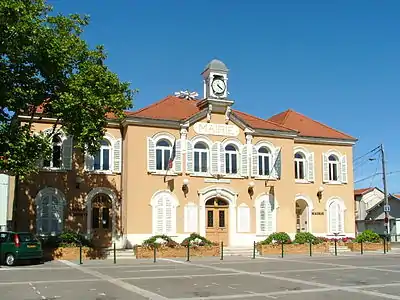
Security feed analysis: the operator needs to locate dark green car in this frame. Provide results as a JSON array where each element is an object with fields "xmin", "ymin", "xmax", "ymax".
[{"xmin": 0, "ymin": 232, "xmax": 44, "ymax": 266}]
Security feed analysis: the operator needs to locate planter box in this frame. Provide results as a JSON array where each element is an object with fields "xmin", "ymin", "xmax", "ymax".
[
  {"xmin": 135, "ymin": 245, "xmax": 220, "ymax": 259},
  {"xmin": 346, "ymin": 242, "xmax": 391, "ymax": 252},
  {"xmin": 44, "ymin": 247, "xmax": 107, "ymax": 260},
  {"xmin": 257, "ymin": 243, "xmax": 329, "ymax": 255}
]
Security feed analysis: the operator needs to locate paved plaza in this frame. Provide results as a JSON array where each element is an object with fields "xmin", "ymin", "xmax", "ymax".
[{"xmin": 2, "ymin": 252, "xmax": 400, "ymax": 299}]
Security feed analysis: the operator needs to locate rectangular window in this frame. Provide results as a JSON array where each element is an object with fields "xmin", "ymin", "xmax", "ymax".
[
  {"xmin": 92, "ymin": 208, "xmax": 100, "ymax": 229},
  {"xmin": 201, "ymin": 152, "xmax": 207, "ymax": 172},
  {"xmin": 102, "ymin": 208, "xmax": 110, "ymax": 229},
  {"xmin": 156, "ymin": 149, "xmax": 163, "ymax": 170},
  {"xmin": 263, "ymin": 157, "xmax": 270, "ymax": 175},
  {"xmin": 225, "ymin": 153, "xmax": 230, "ymax": 173},
  {"xmin": 194, "ymin": 152, "xmax": 200, "ymax": 172},
  {"xmin": 207, "ymin": 210, "xmax": 214, "ymax": 227},
  {"xmin": 52, "ymin": 145, "xmax": 61, "ymax": 168},
  {"xmin": 219, "ymin": 210, "xmax": 225, "ymax": 228},
  {"xmin": 94, "ymin": 152, "xmax": 101, "ymax": 170},
  {"xmin": 164, "ymin": 149, "xmax": 171, "ymax": 170},
  {"xmin": 231, "ymin": 154, "xmax": 237, "ymax": 174},
  {"xmin": 102, "ymin": 149, "xmax": 110, "ymax": 170}
]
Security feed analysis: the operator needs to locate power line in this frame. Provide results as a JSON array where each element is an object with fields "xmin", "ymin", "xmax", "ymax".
[
  {"xmin": 355, "ymin": 170, "xmax": 400, "ymax": 184},
  {"xmin": 353, "ymin": 145, "xmax": 381, "ymax": 163}
]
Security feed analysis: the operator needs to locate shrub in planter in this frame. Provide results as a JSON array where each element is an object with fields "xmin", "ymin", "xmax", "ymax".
[
  {"xmin": 294, "ymin": 232, "xmax": 325, "ymax": 244},
  {"xmin": 181, "ymin": 233, "xmax": 216, "ymax": 247},
  {"xmin": 260, "ymin": 232, "xmax": 291, "ymax": 245},
  {"xmin": 141, "ymin": 235, "xmax": 180, "ymax": 249},
  {"xmin": 355, "ymin": 230, "xmax": 380, "ymax": 243}
]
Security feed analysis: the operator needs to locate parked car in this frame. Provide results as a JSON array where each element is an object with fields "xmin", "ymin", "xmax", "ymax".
[{"xmin": 0, "ymin": 232, "xmax": 44, "ymax": 266}]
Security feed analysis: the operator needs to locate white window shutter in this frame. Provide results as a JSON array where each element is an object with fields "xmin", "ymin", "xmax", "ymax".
[
  {"xmin": 340, "ymin": 154, "xmax": 348, "ymax": 183},
  {"xmin": 259, "ymin": 200, "xmax": 266, "ymax": 235},
  {"xmin": 62, "ymin": 135, "xmax": 73, "ymax": 170},
  {"xmin": 113, "ymin": 138, "xmax": 122, "ymax": 173},
  {"xmin": 211, "ymin": 142, "xmax": 220, "ymax": 175},
  {"xmin": 165, "ymin": 197, "xmax": 173, "ymax": 234},
  {"xmin": 147, "ymin": 137, "xmax": 156, "ymax": 173},
  {"xmin": 322, "ymin": 153, "xmax": 329, "ymax": 182},
  {"xmin": 266, "ymin": 198, "xmax": 273, "ymax": 234},
  {"xmin": 307, "ymin": 152, "xmax": 315, "ymax": 182},
  {"xmin": 84, "ymin": 146, "xmax": 94, "ymax": 171},
  {"xmin": 329, "ymin": 202, "xmax": 339, "ymax": 233},
  {"xmin": 218, "ymin": 142, "xmax": 226, "ymax": 175},
  {"xmin": 272, "ymin": 148, "xmax": 282, "ymax": 179},
  {"xmin": 156, "ymin": 197, "xmax": 164, "ymax": 234},
  {"xmin": 240, "ymin": 145, "xmax": 249, "ymax": 177},
  {"xmin": 173, "ymin": 139, "xmax": 182, "ymax": 173},
  {"xmin": 251, "ymin": 145, "xmax": 258, "ymax": 177},
  {"xmin": 186, "ymin": 140, "xmax": 194, "ymax": 173}
]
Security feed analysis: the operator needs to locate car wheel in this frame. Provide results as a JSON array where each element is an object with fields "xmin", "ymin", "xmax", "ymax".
[{"xmin": 5, "ymin": 253, "xmax": 16, "ymax": 266}]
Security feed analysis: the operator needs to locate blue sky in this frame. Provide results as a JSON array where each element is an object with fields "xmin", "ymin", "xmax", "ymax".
[{"xmin": 49, "ymin": 0, "xmax": 400, "ymax": 192}]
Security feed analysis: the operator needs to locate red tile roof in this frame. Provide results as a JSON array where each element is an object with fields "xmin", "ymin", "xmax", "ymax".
[
  {"xmin": 268, "ymin": 109, "xmax": 356, "ymax": 140},
  {"xmin": 354, "ymin": 188, "xmax": 375, "ymax": 196}
]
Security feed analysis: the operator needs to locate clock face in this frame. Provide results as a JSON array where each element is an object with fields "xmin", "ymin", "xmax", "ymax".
[{"xmin": 212, "ymin": 78, "xmax": 226, "ymax": 95}]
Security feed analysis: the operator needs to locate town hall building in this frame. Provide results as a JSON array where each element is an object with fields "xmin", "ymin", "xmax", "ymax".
[{"xmin": 14, "ymin": 59, "xmax": 357, "ymax": 248}]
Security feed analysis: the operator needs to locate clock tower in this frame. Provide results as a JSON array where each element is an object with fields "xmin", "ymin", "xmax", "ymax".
[{"xmin": 202, "ymin": 59, "xmax": 229, "ymax": 100}]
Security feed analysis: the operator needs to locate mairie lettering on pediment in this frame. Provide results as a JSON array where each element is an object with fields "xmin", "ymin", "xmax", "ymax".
[{"xmin": 193, "ymin": 122, "xmax": 240, "ymax": 137}]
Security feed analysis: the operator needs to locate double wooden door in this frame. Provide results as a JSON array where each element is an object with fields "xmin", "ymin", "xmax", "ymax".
[
  {"xmin": 205, "ymin": 198, "xmax": 229, "ymax": 246},
  {"xmin": 91, "ymin": 194, "xmax": 112, "ymax": 248}
]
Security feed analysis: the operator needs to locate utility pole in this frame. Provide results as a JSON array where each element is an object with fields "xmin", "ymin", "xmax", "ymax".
[{"xmin": 380, "ymin": 144, "xmax": 390, "ymax": 237}]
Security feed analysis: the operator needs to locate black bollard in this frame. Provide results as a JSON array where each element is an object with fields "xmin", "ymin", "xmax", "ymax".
[
  {"xmin": 383, "ymin": 237, "xmax": 386, "ymax": 254},
  {"xmin": 334, "ymin": 239, "xmax": 337, "ymax": 256},
  {"xmin": 153, "ymin": 246, "xmax": 157, "ymax": 263},
  {"xmin": 252, "ymin": 241, "xmax": 256, "ymax": 259},
  {"xmin": 309, "ymin": 240, "xmax": 312, "ymax": 257},
  {"xmin": 281, "ymin": 242, "xmax": 284, "ymax": 258},
  {"xmin": 79, "ymin": 244, "xmax": 83, "ymax": 265},
  {"xmin": 220, "ymin": 241, "xmax": 224, "ymax": 261},
  {"xmin": 186, "ymin": 244, "xmax": 190, "ymax": 262},
  {"xmin": 113, "ymin": 242, "xmax": 116, "ymax": 264},
  {"xmin": 360, "ymin": 240, "xmax": 363, "ymax": 255}
]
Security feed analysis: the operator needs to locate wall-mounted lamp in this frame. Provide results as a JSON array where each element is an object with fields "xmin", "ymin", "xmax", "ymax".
[
  {"xmin": 317, "ymin": 186, "xmax": 324, "ymax": 200},
  {"xmin": 76, "ymin": 175, "xmax": 84, "ymax": 189},
  {"xmin": 182, "ymin": 178, "xmax": 189, "ymax": 195},
  {"xmin": 248, "ymin": 181, "xmax": 255, "ymax": 197}
]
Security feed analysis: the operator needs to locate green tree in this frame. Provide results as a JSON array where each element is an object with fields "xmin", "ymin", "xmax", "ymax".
[{"xmin": 0, "ymin": 0, "xmax": 135, "ymax": 178}]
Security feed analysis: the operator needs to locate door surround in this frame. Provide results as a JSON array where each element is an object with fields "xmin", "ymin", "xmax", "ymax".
[
  {"xmin": 295, "ymin": 194, "xmax": 314, "ymax": 233},
  {"xmin": 86, "ymin": 187, "xmax": 117, "ymax": 242},
  {"xmin": 198, "ymin": 186, "xmax": 237, "ymax": 245}
]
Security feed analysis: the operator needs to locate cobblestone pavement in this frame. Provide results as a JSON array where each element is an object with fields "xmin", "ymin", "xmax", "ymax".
[{"xmin": 2, "ymin": 252, "xmax": 400, "ymax": 299}]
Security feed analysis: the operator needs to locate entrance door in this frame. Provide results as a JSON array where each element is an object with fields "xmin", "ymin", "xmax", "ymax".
[
  {"xmin": 205, "ymin": 198, "xmax": 229, "ymax": 246},
  {"xmin": 295, "ymin": 200, "xmax": 309, "ymax": 233},
  {"xmin": 91, "ymin": 194, "xmax": 112, "ymax": 248}
]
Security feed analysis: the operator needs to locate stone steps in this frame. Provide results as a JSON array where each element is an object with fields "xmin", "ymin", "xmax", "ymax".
[
  {"xmin": 328, "ymin": 245, "xmax": 351, "ymax": 253},
  {"xmin": 106, "ymin": 249, "xmax": 136, "ymax": 260},
  {"xmin": 223, "ymin": 247, "xmax": 260, "ymax": 257}
]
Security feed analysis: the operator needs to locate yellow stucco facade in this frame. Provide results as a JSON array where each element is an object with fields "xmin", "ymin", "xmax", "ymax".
[{"xmin": 12, "ymin": 59, "xmax": 357, "ymax": 248}]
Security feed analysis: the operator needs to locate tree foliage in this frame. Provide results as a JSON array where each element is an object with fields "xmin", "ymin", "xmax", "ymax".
[{"xmin": 0, "ymin": 0, "xmax": 134, "ymax": 177}]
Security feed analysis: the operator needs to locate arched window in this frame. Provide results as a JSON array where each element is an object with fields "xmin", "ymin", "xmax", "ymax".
[
  {"xmin": 194, "ymin": 142, "xmax": 209, "ymax": 173},
  {"xmin": 328, "ymin": 200, "xmax": 344, "ymax": 234},
  {"xmin": 328, "ymin": 155, "xmax": 339, "ymax": 181},
  {"xmin": 152, "ymin": 192, "xmax": 177, "ymax": 235},
  {"xmin": 43, "ymin": 135, "xmax": 62, "ymax": 168},
  {"xmin": 294, "ymin": 152, "xmax": 306, "ymax": 180},
  {"xmin": 36, "ymin": 191, "xmax": 64, "ymax": 235},
  {"xmin": 155, "ymin": 139, "xmax": 172, "ymax": 171},
  {"xmin": 94, "ymin": 139, "xmax": 111, "ymax": 171},
  {"xmin": 258, "ymin": 147, "xmax": 271, "ymax": 176},
  {"xmin": 225, "ymin": 144, "xmax": 238, "ymax": 174}
]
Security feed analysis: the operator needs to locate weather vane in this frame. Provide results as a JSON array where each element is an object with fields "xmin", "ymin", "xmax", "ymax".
[{"xmin": 174, "ymin": 90, "xmax": 198, "ymax": 100}]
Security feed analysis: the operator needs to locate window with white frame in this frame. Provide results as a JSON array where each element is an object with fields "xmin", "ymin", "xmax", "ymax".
[
  {"xmin": 94, "ymin": 139, "xmax": 111, "ymax": 171},
  {"xmin": 155, "ymin": 139, "xmax": 172, "ymax": 171},
  {"xmin": 153, "ymin": 193, "xmax": 176, "ymax": 235},
  {"xmin": 328, "ymin": 154, "xmax": 339, "ymax": 181},
  {"xmin": 36, "ymin": 193, "xmax": 64, "ymax": 235},
  {"xmin": 43, "ymin": 134, "xmax": 63, "ymax": 169},
  {"xmin": 328, "ymin": 200, "xmax": 344, "ymax": 234},
  {"xmin": 258, "ymin": 147, "xmax": 271, "ymax": 176},
  {"xmin": 225, "ymin": 144, "xmax": 238, "ymax": 174},
  {"xmin": 194, "ymin": 142, "xmax": 209, "ymax": 173},
  {"xmin": 256, "ymin": 195, "xmax": 274, "ymax": 235},
  {"xmin": 294, "ymin": 152, "xmax": 306, "ymax": 180}
]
